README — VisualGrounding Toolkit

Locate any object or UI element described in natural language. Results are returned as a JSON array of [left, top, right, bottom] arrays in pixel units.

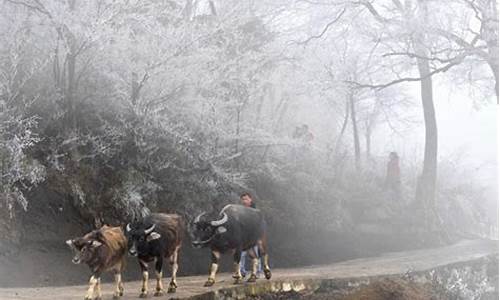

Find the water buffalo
[[190, 204, 272, 286], [126, 213, 184, 297], [66, 225, 127, 300]]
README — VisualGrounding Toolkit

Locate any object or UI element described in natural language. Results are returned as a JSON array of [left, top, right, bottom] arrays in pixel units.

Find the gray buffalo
[[190, 204, 271, 286]]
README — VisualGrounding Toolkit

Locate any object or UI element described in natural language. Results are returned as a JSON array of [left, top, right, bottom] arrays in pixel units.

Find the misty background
[[0, 0, 497, 287]]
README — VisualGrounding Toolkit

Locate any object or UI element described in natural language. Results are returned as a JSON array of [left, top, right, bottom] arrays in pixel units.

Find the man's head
[[240, 192, 253, 207]]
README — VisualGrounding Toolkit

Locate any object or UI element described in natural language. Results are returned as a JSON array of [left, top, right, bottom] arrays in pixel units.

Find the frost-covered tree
[[0, 9, 46, 239]]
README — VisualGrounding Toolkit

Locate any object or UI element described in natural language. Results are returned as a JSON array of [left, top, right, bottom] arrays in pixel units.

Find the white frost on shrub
[[0, 115, 45, 216], [71, 182, 86, 206]]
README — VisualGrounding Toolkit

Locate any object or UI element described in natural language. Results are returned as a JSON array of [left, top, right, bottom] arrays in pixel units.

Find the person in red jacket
[[385, 151, 401, 195]]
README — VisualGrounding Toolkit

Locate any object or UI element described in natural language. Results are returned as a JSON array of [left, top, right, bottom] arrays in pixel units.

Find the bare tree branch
[[346, 57, 464, 90], [382, 51, 464, 64], [294, 8, 346, 45], [5, 0, 50, 17], [391, 0, 404, 12], [354, 0, 391, 24]]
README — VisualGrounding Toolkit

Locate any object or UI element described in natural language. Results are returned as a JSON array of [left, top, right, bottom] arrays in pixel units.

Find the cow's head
[[125, 219, 160, 257], [190, 211, 228, 248], [66, 230, 104, 265]]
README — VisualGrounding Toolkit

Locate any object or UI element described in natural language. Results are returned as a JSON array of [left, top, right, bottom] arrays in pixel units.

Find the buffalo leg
[[247, 248, 259, 282], [139, 259, 149, 298], [84, 275, 99, 300], [95, 277, 102, 300], [204, 250, 220, 287], [232, 249, 243, 284], [168, 246, 180, 293], [113, 270, 123, 299], [258, 239, 272, 280], [154, 257, 164, 297]]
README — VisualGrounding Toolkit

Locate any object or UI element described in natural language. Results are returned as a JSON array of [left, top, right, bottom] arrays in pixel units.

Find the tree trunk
[[483, 0, 499, 102], [208, 0, 217, 15], [332, 100, 350, 158], [65, 0, 77, 129], [66, 44, 76, 129], [183, 0, 194, 20], [413, 41, 438, 229], [349, 93, 361, 171], [489, 61, 499, 102], [131, 72, 140, 105], [254, 83, 270, 127], [411, 0, 439, 230], [234, 107, 241, 171], [261, 94, 289, 160], [364, 105, 378, 164], [365, 122, 371, 162]]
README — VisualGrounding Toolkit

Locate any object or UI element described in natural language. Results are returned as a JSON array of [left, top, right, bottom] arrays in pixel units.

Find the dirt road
[[0, 239, 496, 300]]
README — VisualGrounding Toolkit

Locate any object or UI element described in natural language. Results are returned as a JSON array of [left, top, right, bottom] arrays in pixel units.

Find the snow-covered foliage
[[0, 0, 495, 241], [0, 12, 47, 216]]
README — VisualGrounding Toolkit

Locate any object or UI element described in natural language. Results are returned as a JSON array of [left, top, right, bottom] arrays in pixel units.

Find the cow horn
[[144, 224, 155, 235], [194, 212, 206, 224], [126, 223, 132, 232], [210, 212, 228, 226], [65, 239, 75, 249]]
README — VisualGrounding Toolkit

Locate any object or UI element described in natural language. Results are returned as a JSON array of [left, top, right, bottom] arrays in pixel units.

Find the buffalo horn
[[194, 212, 206, 224], [144, 224, 155, 235], [210, 212, 228, 226]]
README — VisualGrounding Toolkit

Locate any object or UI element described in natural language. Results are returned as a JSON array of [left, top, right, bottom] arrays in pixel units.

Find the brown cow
[[66, 225, 127, 300]]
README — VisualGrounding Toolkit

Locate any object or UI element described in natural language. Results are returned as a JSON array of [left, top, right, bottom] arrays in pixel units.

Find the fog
[[0, 0, 497, 290]]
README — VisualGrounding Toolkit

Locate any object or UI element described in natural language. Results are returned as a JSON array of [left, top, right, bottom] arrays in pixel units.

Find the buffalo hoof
[[233, 277, 243, 284], [154, 290, 164, 297], [204, 279, 215, 287], [168, 281, 177, 293], [95, 298, 102, 300], [112, 294, 121, 300], [139, 292, 148, 298], [247, 274, 257, 283], [264, 269, 272, 280]]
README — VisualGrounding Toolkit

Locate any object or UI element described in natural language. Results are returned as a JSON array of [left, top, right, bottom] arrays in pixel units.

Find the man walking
[[239, 192, 263, 277]]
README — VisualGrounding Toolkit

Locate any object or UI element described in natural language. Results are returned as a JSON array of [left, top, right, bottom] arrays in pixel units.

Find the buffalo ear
[[72, 238, 86, 249], [147, 232, 161, 242], [216, 226, 227, 234]]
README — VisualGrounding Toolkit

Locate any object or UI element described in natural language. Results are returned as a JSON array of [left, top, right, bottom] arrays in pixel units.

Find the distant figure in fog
[[385, 151, 401, 196], [292, 124, 314, 168], [239, 192, 262, 277], [302, 124, 314, 146], [293, 124, 314, 146]]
